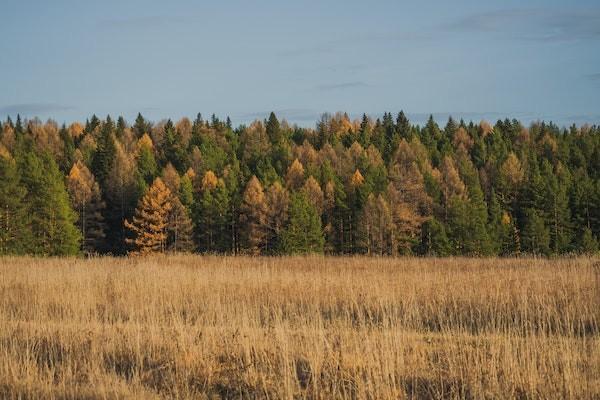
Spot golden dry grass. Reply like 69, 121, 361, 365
0, 256, 598, 399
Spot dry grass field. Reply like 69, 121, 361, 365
0, 256, 598, 399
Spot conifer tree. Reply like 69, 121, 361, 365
91, 116, 116, 186
419, 217, 451, 256
265, 181, 289, 253
19, 149, 81, 255
302, 176, 324, 215
520, 208, 551, 255
239, 176, 268, 255
166, 195, 195, 253
0, 152, 31, 254
281, 193, 324, 254
266, 112, 281, 144
137, 134, 158, 185
125, 177, 172, 255
359, 194, 394, 255
285, 159, 305, 190
194, 171, 231, 252
67, 161, 106, 254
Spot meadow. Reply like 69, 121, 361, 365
0, 256, 598, 399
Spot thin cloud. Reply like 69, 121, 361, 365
586, 73, 600, 81
447, 8, 600, 42
316, 81, 368, 91
0, 103, 74, 116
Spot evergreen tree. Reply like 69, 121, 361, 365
0, 152, 31, 254
266, 112, 281, 144
419, 217, 451, 256
166, 195, 195, 253
577, 227, 598, 255
520, 208, 551, 256
137, 134, 158, 184
281, 193, 324, 254
91, 116, 116, 186
19, 149, 81, 255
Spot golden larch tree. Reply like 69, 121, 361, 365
285, 159, 305, 190
125, 177, 172, 255
239, 176, 268, 255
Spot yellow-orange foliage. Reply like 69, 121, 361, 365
125, 177, 172, 255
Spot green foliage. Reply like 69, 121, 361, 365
0, 155, 31, 254
3, 111, 599, 256
281, 193, 324, 254
18, 149, 81, 255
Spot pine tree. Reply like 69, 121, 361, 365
239, 176, 268, 255
281, 193, 324, 254
125, 177, 172, 255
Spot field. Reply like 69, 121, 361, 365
0, 257, 598, 399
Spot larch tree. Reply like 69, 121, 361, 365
125, 177, 172, 255
66, 160, 106, 254
265, 181, 290, 253
239, 175, 268, 255
302, 176, 324, 215
285, 158, 305, 190
359, 193, 395, 255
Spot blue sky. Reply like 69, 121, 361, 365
1, 0, 599, 127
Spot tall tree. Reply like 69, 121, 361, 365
281, 193, 324, 254
0, 152, 31, 254
239, 176, 268, 255
125, 177, 172, 255
19, 149, 81, 255
67, 161, 106, 254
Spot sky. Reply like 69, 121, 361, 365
1, 0, 599, 127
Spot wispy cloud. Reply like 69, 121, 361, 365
316, 81, 368, 91
0, 103, 74, 116
447, 8, 600, 42
586, 73, 600, 81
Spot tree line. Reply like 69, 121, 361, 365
0, 111, 598, 256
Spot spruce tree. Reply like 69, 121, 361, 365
19, 149, 81, 255
281, 193, 324, 254
0, 152, 31, 254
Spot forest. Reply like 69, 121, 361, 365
0, 111, 598, 256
